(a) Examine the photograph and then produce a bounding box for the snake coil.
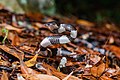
[39,21,77,56]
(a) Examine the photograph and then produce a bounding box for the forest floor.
[0,8,120,80]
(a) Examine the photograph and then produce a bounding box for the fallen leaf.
[0,45,24,60]
[91,63,105,77]
[100,76,113,80]
[25,54,38,67]
[20,61,29,74]
[0,23,24,33]
[105,45,120,59]
[20,60,39,74]
[41,63,80,80]
[9,32,20,46]
[1,70,8,80]
[90,55,101,65]
[22,74,60,80]
[82,75,97,80]
[76,19,95,27]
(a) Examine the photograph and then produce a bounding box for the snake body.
[75,39,116,60]
[39,21,118,61]
[39,21,77,56]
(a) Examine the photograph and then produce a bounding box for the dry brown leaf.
[41,63,80,80]
[107,65,120,78]
[25,54,38,67]
[46,68,52,75]
[105,45,120,59]
[22,74,60,80]
[35,22,46,28]
[0,23,24,33]
[91,63,105,77]
[20,46,35,53]
[90,55,101,65]
[20,61,29,74]
[35,74,60,80]
[1,70,8,80]
[0,57,10,66]
[0,45,24,60]
[76,19,95,27]
[27,68,40,74]
[91,66,98,77]
[20,61,39,74]
[8,32,20,46]
[82,75,96,80]
[100,76,113,80]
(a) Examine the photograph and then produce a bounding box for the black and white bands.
[39,21,77,56]
[38,21,116,59]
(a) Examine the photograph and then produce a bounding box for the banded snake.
[38,21,77,56]
[37,21,118,64]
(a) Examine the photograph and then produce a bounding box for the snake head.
[44,21,59,31]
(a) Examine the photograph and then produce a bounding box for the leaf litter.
[0,8,119,80]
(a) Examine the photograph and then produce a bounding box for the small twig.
[62,71,73,80]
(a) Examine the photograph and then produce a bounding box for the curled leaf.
[25,54,38,67]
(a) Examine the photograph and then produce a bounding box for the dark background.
[3,0,120,25]
[55,0,120,24]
